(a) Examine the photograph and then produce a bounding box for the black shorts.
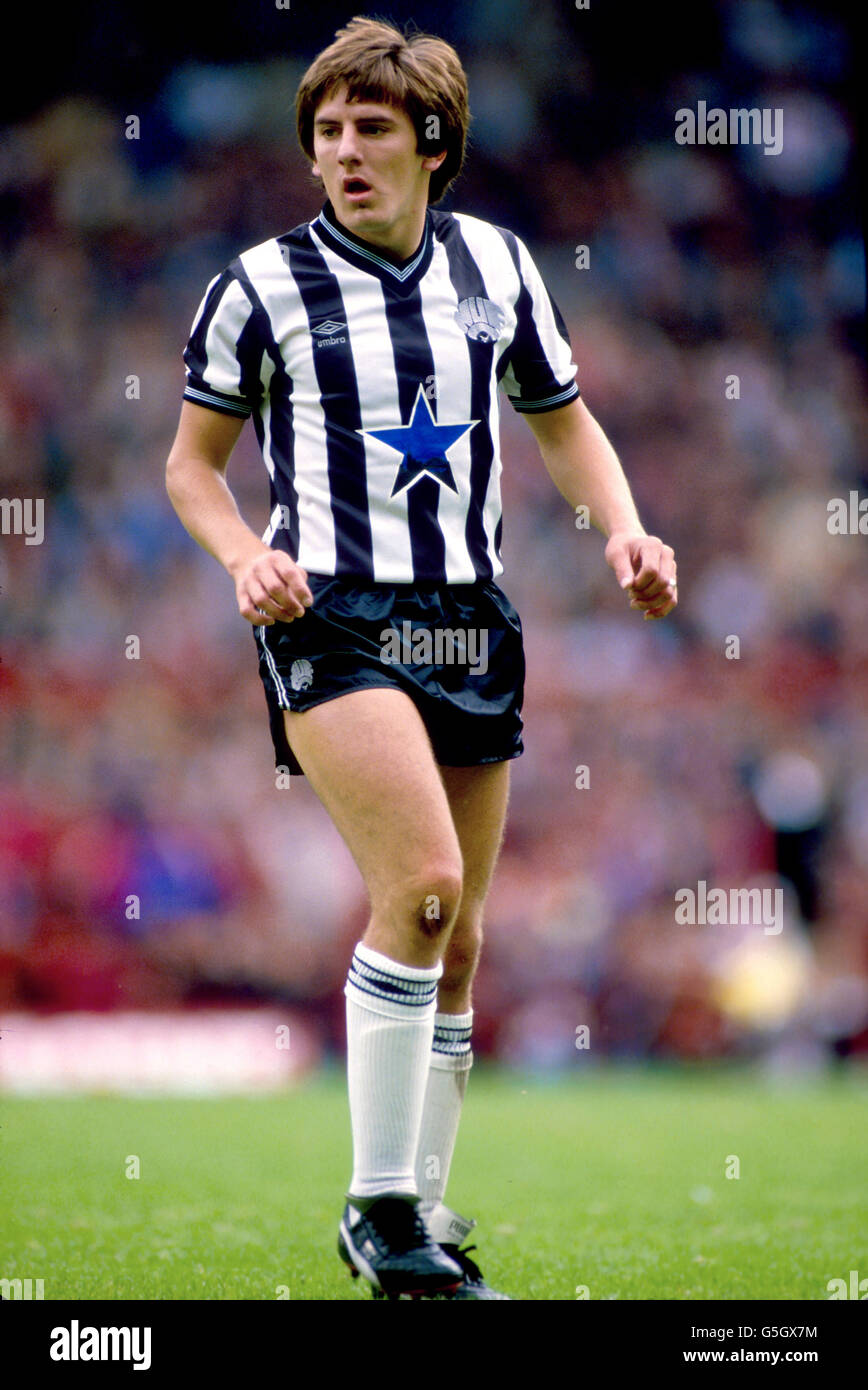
[253,574,525,775]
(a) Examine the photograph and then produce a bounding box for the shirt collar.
[314,200,434,287]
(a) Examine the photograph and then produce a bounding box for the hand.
[605,531,678,620]
[229,545,314,625]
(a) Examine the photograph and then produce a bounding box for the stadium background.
[0,0,865,1090]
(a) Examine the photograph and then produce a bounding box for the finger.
[248,581,302,621]
[239,602,274,626]
[267,576,312,612]
[612,560,636,590]
[630,542,674,592]
[641,593,677,619]
[629,559,666,593]
[605,542,638,590]
[629,570,677,602]
[264,586,307,619]
[629,585,666,606]
[271,558,314,607]
[629,585,669,607]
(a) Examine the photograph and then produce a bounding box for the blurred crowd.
[1,0,866,1068]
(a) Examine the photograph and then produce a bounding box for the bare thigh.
[283,687,463,968]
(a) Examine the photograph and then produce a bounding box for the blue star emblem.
[359,385,477,497]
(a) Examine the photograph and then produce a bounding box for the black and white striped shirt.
[183,200,579,584]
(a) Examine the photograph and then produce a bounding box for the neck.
[326,203,428,263]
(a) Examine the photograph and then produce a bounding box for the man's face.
[311,85,445,255]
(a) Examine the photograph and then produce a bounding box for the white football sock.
[415,1011,473,1217]
[344,941,442,1201]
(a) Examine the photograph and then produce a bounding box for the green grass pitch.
[2,1065,865,1300]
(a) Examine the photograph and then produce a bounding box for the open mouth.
[343,178,372,198]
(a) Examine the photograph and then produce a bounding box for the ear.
[421,150,447,174]
[311,160,321,178]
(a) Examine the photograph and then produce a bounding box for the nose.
[337,124,362,165]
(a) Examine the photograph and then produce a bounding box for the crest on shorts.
[454,296,506,344]
[290,658,314,691]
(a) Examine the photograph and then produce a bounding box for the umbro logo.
[312,319,347,347]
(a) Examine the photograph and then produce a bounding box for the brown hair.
[296,16,470,204]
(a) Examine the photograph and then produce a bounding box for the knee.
[395,864,464,941]
[416,867,463,939]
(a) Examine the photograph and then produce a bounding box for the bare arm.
[524,395,677,619]
[165,402,312,624]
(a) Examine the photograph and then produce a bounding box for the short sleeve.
[498,234,580,414]
[182,270,263,419]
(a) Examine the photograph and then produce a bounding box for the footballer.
[166,16,677,1300]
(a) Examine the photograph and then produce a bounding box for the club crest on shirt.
[454,297,506,344]
[290,658,314,691]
